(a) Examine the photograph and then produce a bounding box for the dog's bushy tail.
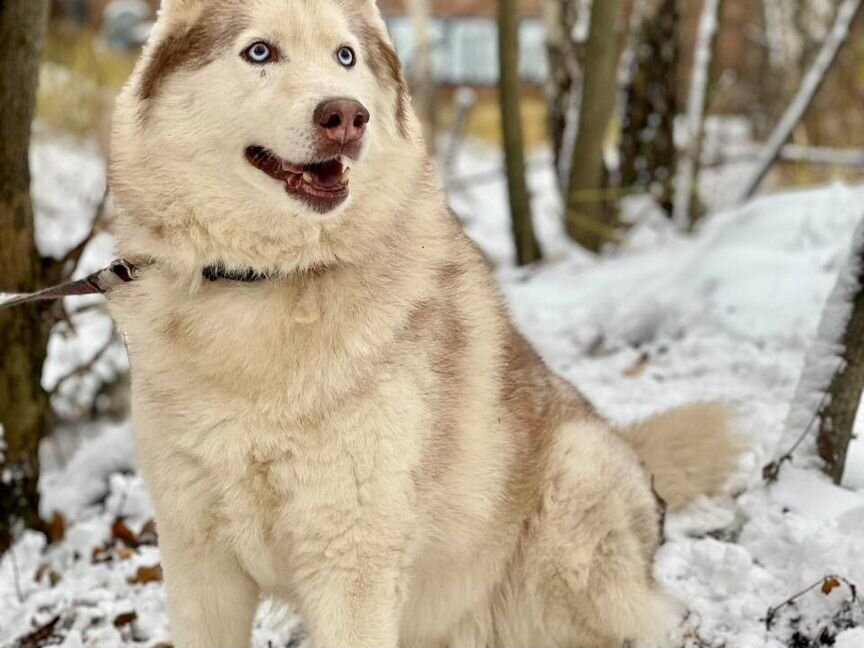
[619,403,740,512]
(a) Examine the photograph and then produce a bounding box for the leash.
[0,260,273,310]
[0,260,140,310]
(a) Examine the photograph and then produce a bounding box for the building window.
[385,17,548,86]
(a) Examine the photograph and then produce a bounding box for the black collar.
[202,265,271,283]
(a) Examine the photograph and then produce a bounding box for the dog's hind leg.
[513,420,680,648]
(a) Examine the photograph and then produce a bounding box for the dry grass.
[36,27,138,138]
[437,91,550,151]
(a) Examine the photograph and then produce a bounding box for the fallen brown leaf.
[46,512,66,544]
[822,576,841,595]
[91,545,113,564]
[128,564,163,585]
[112,519,138,548]
[623,352,650,378]
[33,563,61,587]
[113,611,138,628]
[13,615,61,648]
[137,519,159,546]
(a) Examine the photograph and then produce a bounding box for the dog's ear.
[158,0,204,20]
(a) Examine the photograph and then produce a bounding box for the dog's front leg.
[294,561,404,648]
[289,488,411,648]
[157,521,260,648]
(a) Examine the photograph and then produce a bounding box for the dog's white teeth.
[341,167,351,182]
[303,172,313,184]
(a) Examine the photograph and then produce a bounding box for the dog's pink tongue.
[313,160,344,188]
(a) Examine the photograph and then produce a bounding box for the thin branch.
[58,185,110,281]
[10,545,23,603]
[762,386,834,483]
[738,0,864,201]
[48,328,118,398]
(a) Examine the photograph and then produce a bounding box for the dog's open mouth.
[245,146,350,213]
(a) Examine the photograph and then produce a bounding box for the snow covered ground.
[1,136,863,647]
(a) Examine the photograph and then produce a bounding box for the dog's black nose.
[314,98,370,146]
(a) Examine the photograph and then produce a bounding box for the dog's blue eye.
[337,46,356,68]
[244,42,275,64]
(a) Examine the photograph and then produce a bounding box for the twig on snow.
[9,544,24,603]
[762,389,833,483]
[763,574,859,630]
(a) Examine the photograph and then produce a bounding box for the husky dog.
[108,1,738,646]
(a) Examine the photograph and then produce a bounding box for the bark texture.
[817,245,864,485]
[499,0,542,265]
[0,0,53,554]
[564,0,622,252]
[543,0,582,188]
[618,0,680,215]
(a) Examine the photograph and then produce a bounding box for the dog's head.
[111,0,424,276]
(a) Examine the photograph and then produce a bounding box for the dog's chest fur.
[114,269,433,591]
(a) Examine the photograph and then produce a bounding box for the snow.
[2,137,864,647]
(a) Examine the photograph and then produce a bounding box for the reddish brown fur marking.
[138,10,248,104]
[347,16,410,138]
[497,324,599,527]
[402,289,469,486]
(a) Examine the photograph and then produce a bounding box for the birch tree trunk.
[544,0,583,190]
[738,0,863,202]
[564,0,621,252]
[0,0,52,554]
[671,0,723,230]
[499,0,542,265]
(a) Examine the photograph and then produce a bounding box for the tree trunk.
[543,0,583,190]
[817,238,864,484]
[617,0,681,215]
[499,0,542,266]
[0,0,52,554]
[564,0,622,253]
[671,0,723,230]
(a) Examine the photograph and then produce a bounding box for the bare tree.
[738,0,863,202]
[671,0,723,230]
[564,0,622,252]
[499,0,542,265]
[0,0,52,554]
